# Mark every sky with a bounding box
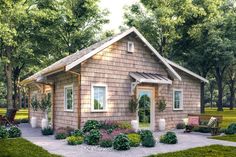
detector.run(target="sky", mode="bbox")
[99,0,138,32]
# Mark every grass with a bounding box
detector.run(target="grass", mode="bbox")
[148,145,236,157]
[0,108,28,120]
[210,134,236,142]
[0,138,61,157]
[205,107,236,128]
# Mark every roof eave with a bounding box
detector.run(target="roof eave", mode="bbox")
[165,58,209,83]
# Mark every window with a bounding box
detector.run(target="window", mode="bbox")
[91,84,107,112]
[64,85,73,111]
[173,89,183,110]
[127,41,134,53]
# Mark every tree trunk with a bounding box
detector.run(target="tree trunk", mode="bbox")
[229,82,235,110]
[5,48,13,109]
[210,91,213,108]
[215,67,223,111]
[200,82,205,113]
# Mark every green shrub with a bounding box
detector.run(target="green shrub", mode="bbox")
[71,129,84,137]
[85,129,101,145]
[8,126,21,138]
[142,135,156,147]
[41,127,54,136]
[160,132,178,144]
[67,136,84,145]
[118,121,132,129]
[113,134,130,150]
[83,120,101,132]
[0,126,9,139]
[55,133,67,139]
[127,133,141,147]
[176,123,185,129]
[138,130,153,141]
[225,123,236,135]
[198,127,211,133]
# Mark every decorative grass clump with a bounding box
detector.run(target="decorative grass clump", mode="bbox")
[127,133,141,147]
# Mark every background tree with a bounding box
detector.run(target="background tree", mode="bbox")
[0,0,109,109]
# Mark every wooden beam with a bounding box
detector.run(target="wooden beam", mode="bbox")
[67,70,80,75]
[77,75,81,129]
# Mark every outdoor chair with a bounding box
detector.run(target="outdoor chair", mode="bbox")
[0,109,18,126]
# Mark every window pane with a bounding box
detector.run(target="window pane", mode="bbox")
[66,87,73,110]
[93,86,106,110]
[174,91,182,109]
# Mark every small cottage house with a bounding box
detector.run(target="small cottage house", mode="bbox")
[22,27,208,131]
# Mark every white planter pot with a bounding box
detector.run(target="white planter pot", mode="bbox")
[31,117,37,128]
[159,119,166,131]
[131,120,139,131]
[41,118,49,129]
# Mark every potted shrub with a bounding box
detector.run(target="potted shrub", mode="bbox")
[157,98,167,131]
[30,96,39,128]
[128,97,139,131]
[39,94,51,129]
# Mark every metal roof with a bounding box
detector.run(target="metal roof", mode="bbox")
[129,72,172,84]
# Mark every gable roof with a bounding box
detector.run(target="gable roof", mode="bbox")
[65,27,182,81]
[22,27,208,84]
[165,58,208,83]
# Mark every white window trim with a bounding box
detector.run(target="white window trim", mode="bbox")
[127,41,134,53]
[173,89,183,111]
[91,83,108,112]
[64,84,74,112]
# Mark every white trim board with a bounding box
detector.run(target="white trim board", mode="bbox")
[165,58,209,83]
[65,27,182,81]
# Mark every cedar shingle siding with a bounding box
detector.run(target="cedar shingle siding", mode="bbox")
[29,34,200,130]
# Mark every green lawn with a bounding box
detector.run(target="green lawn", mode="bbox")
[148,145,236,157]
[210,134,236,142]
[205,107,236,128]
[0,138,61,157]
[0,108,28,120]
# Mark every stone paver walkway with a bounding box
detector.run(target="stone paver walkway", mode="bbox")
[20,124,236,157]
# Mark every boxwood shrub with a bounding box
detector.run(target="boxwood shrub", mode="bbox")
[85,129,101,145]
[0,126,9,139]
[138,129,156,147]
[142,135,156,147]
[160,131,178,144]
[113,134,130,150]
[225,123,236,135]
[41,127,54,136]
[8,126,21,138]
[83,120,101,133]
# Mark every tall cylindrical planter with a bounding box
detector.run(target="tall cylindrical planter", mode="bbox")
[41,118,48,129]
[31,117,37,128]
[131,120,139,131]
[159,119,166,131]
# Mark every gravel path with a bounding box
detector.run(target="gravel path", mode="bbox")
[20,124,236,157]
